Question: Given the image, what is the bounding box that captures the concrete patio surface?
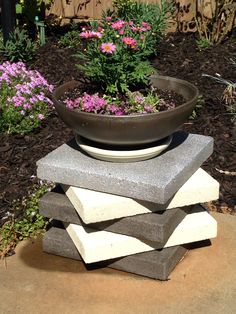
[0,212,236,314]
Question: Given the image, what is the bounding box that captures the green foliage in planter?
[0,184,51,259]
[0,27,37,62]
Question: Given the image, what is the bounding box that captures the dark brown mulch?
[0,32,235,225]
[152,32,236,214]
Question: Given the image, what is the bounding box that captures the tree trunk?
[1,0,16,43]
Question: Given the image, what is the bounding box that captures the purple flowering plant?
[0,61,53,134]
[64,88,174,115]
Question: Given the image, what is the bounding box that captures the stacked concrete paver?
[37,131,219,280]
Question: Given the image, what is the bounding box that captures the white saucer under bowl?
[75,135,172,162]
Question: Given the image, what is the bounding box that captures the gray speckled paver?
[43,225,188,280]
[39,188,189,244]
[37,131,213,203]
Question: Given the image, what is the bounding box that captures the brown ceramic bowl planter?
[52,75,199,148]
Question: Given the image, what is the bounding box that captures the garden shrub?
[76,19,155,95]
[58,24,82,48]
[0,27,37,62]
[109,0,173,54]
[195,0,236,47]
[0,61,54,134]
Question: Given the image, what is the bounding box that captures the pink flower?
[97,27,104,33]
[140,27,149,33]
[106,16,112,22]
[100,43,116,54]
[80,31,89,38]
[107,104,125,115]
[122,37,137,48]
[144,104,154,113]
[80,31,102,39]
[135,95,145,104]
[141,22,151,30]
[90,31,103,39]
[131,26,138,32]
[111,20,126,30]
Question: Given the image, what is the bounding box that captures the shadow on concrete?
[18,236,129,279]
[18,228,211,280]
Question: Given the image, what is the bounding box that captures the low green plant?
[196,38,212,50]
[0,27,37,62]
[0,61,54,135]
[59,29,82,48]
[0,184,51,259]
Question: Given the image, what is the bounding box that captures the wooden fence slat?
[46,0,236,32]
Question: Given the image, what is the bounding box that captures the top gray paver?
[37,131,213,203]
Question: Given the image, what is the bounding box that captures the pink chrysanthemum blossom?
[122,37,137,48]
[97,27,104,33]
[141,22,151,30]
[131,26,138,32]
[100,43,117,54]
[80,31,103,39]
[111,20,126,30]
[106,16,112,22]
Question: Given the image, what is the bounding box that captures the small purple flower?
[29,96,38,104]
[0,61,53,134]
[144,104,154,113]
[38,114,45,120]
[23,103,31,110]
[135,95,145,104]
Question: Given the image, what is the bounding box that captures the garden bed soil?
[0,31,235,225]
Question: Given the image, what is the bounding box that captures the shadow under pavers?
[0,212,236,314]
